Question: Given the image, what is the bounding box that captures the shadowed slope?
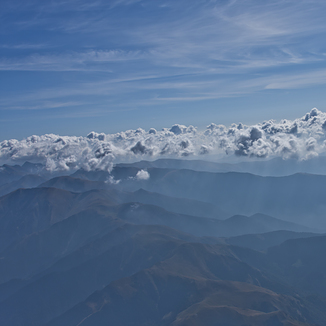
[0,226,200,326]
[0,174,46,197]
[48,242,320,326]
[0,187,120,251]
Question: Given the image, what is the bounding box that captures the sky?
[1,0,326,141]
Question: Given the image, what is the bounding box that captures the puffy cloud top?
[135,169,150,180]
[1,108,326,171]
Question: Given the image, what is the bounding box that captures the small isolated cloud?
[2,108,326,171]
[135,169,150,180]
[105,175,121,184]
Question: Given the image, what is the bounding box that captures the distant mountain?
[2,160,326,325]
[222,213,315,235]
[0,164,31,186]
[0,184,312,255]
[233,156,326,177]
[0,185,325,325]
[0,162,63,187]
[124,188,230,219]
[71,166,140,182]
[115,202,312,238]
[117,158,239,173]
[40,176,231,219]
[225,230,319,252]
[116,156,326,176]
[4,156,326,192]
[5,159,326,230]
[39,176,110,193]
[0,174,46,197]
[113,167,326,228]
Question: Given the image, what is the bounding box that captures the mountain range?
[0,159,326,325]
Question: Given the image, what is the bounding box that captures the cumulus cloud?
[2,108,326,171]
[135,169,150,180]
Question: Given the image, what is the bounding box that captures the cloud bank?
[1,108,326,171]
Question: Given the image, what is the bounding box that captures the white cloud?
[105,175,121,184]
[135,169,150,180]
[2,108,326,171]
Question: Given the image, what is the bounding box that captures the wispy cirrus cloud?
[2,0,326,72]
[2,0,326,139]
[1,68,326,115]
[0,49,144,71]
[1,101,83,111]
[264,70,326,90]
[0,43,48,50]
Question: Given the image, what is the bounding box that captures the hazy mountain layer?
[0,159,326,325]
[224,230,319,252]
[111,166,326,229]
[117,156,326,176]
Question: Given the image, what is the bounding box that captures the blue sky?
[1,0,326,140]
